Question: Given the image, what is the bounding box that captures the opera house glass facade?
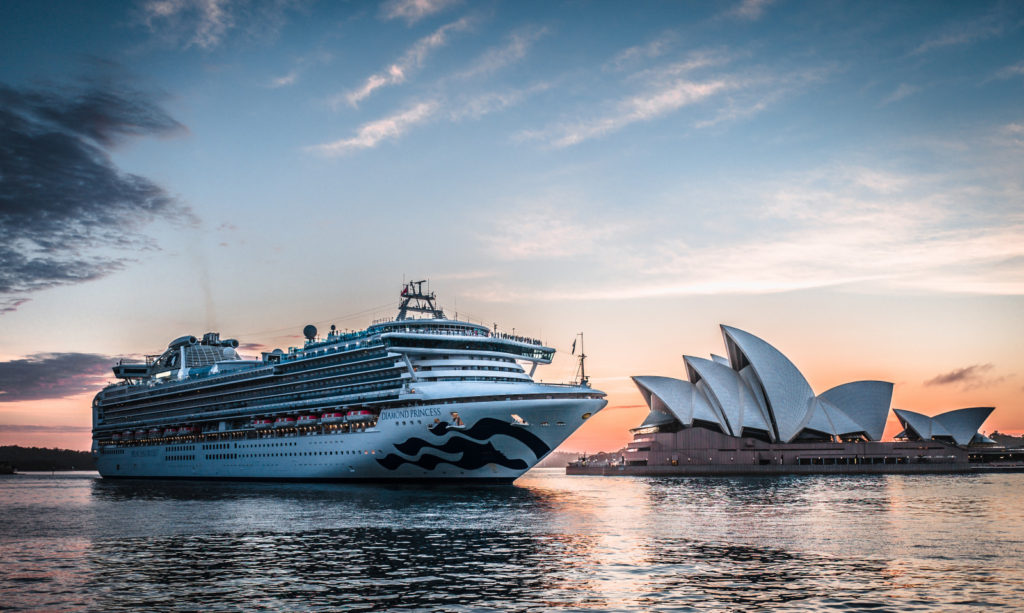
[621,325,996,471]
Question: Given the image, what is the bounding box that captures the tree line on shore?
[0,446,96,472]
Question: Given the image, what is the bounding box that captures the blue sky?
[1,0,1023,449]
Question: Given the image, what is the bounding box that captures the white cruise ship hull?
[96,396,606,482]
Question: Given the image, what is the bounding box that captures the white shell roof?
[932,407,995,445]
[721,325,816,443]
[685,355,774,440]
[819,381,894,441]
[632,376,725,431]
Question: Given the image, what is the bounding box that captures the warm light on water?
[2,469,1023,610]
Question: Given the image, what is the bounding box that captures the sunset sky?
[1,0,1022,452]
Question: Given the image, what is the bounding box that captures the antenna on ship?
[572,332,589,387]
[397,280,446,320]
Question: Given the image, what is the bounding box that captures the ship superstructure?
[92,282,606,482]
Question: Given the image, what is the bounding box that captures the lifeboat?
[164,427,178,437]
[321,412,345,424]
[149,428,162,438]
[252,418,274,429]
[123,431,134,440]
[135,429,148,440]
[345,410,375,423]
[274,416,296,428]
[111,432,122,441]
[296,414,319,426]
[178,426,196,436]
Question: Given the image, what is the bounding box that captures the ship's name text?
[381,407,443,420]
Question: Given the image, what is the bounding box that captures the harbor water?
[1,469,1022,611]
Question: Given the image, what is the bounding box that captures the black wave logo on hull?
[377,418,551,473]
[377,438,528,471]
[428,418,551,458]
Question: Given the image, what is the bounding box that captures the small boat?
[149,428,162,438]
[252,418,274,429]
[163,428,178,437]
[178,426,196,435]
[111,432,121,441]
[135,429,148,439]
[123,431,134,440]
[296,414,319,426]
[321,412,345,424]
[273,416,296,428]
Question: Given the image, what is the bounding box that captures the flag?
[571,338,576,355]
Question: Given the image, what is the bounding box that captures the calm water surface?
[1,469,1022,611]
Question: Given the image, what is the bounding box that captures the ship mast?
[573,332,589,387]
[396,280,446,320]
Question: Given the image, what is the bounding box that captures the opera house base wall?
[567,427,976,476]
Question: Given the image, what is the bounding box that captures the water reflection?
[2,471,1023,611]
[85,528,600,611]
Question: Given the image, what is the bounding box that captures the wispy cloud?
[912,10,1018,55]
[380,0,460,25]
[269,69,299,88]
[925,364,1005,390]
[605,31,678,71]
[724,0,776,21]
[453,26,548,80]
[481,203,630,261]
[448,82,551,121]
[309,101,438,154]
[137,0,302,49]
[880,83,920,105]
[995,61,1024,79]
[0,424,92,433]
[473,163,1024,301]
[267,50,333,89]
[338,16,473,108]
[519,69,731,148]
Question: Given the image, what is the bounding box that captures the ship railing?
[380,326,544,346]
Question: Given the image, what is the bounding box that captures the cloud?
[448,82,551,121]
[269,69,299,88]
[520,76,731,148]
[880,83,920,106]
[0,78,192,312]
[339,16,473,107]
[515,51,814,148]
[472,164,1024,300]
[309,101,438,154]
[912,10,1018,55]
[137,0,304,49]
[453,26,548,80]
[381,0,460,24]
[479,198,634,261]
[0,424,92,433]
[138,0,235,49]
[266,50,333,89]
[925,364,1003,390]
[724,0,775,21]
[606,31,678,71]
[0,353,114,402]
[995,61,1024,79]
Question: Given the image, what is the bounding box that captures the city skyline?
[1,0,1022,451]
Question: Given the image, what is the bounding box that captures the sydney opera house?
[597,325,999,474]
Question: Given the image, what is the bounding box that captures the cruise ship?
[92,282,606,482]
